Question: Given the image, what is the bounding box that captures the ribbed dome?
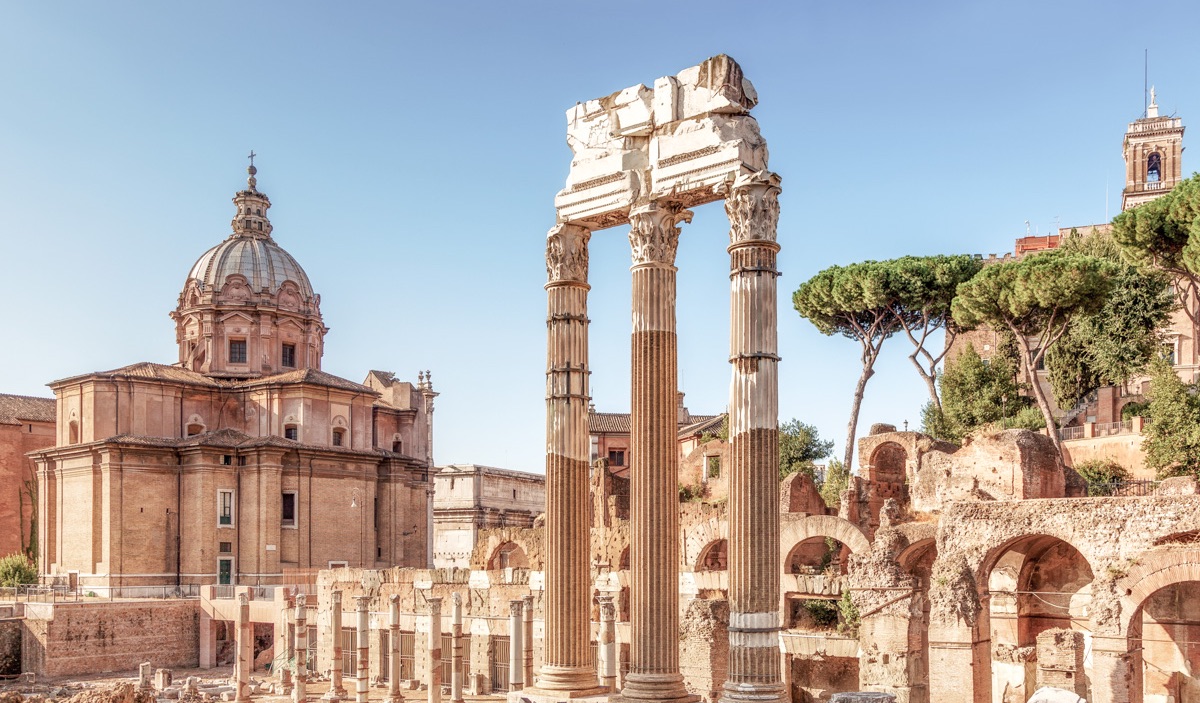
[186,236,315,299]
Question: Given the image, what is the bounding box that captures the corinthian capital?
[628,201,693,267]
[723,170,781,245]
[546,223,592,284]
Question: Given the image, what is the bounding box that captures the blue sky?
[2,1,1198,472]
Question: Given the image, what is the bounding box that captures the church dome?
[187,236,315,299]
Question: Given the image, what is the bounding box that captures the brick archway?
[1117,547,1200,632]
[682,515,728,571]
[779,515,871,562]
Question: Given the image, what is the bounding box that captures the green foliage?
[1113,175,1200,277]
[998,405,1047,432]
[1074,459,1131,496]
[921,341,1032,442]
[0,553,37,587]
[801,599,839,628]
[1044,229,1174,410]
[953,253,1118,447]
[678,483,709,503]
[818,460,850,509]
[778,419,834,480]
[1143,358,1200,478]
[836,590,860,637]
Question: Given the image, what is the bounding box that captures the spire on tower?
[247,150,258,191]
[230,156,273,239]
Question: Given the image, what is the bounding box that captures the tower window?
[284,425,298,441]
[282,343,296,368]
[332,428,345,447]
[282,491,297,527]
[229,339,247,364]
[1148,152,1162,182]
[218,490,234,526]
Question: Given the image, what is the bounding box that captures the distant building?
[0,393,55,558]
[589,392,719,477]
[29,164,436,594]
[431,464,545,569]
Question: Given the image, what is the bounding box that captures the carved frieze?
[723,170,782,245]
[628,201,693,267]
[545,223,591,284]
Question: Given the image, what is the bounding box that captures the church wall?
[0,418,54,558]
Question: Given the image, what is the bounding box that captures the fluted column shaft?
[386,595,401,703]
[509,600,525,690]
[624,201,694,703]
[427,597,442,703]
[236,594,251,703]
[522,595,534,687]
[721,172,785,703]
[538,223,600,693]
[355,596,370,703]
[451,594,464,703]
[325,590,345,701]
[294,596,308,703]
[598,596,617,691]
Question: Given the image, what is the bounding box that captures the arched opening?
[786,536,851,576]
[893,538,937,702]
[696,539,727,571]
[68,420,79,444]
[986,535,1094,702]
[618,547,630,571]
[1148,151,1162,183]
[487,541,528,570]
[187,423,205,437]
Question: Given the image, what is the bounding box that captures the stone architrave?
[427,597,442,703]
[534,223,603,696]
[355,596,370,703]
[294,595,308,703]
[324,590,346,701]
[719,170,785,703]
[451,594,465,703]
[623,200,696,703]
[235,594,251,703]
[509,600,525,691]
[386,595,401,703]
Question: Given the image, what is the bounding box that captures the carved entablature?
[545,223,592,285]
[554,55,769,230]
[723,171,782,246]
[628,201,693,268]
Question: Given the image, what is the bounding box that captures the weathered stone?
[1027,687,1086,703]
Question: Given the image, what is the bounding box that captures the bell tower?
[1122,87,1185,211]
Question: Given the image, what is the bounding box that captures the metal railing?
[1086,479,1161,497]
[1058,426,1085,441]
[0,584,199,602]
[1095,420,1134,437]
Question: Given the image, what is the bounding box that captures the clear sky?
[2,1,1198,472]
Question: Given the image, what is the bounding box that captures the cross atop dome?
[231,157,273,239]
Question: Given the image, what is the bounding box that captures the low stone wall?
[0,618,20,675]
[22,599,200,677]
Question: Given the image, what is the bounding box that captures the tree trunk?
[909,351,941,413]
[1014,334,1063,457]
[843,364,875,470]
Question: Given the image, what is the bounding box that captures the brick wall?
[22,600,199,677]
[0,420,55,557]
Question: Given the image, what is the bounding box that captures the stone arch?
[682,515,728,570]
[867,441,907,482]
[486,540,529,570]
[619,546,630,571]
[779,515,870,565]
[975,530,1095,586]
[696,539,728,571]
[1117,547,1200,632]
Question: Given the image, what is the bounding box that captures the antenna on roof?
[1144,49,1149,117]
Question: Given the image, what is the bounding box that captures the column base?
[615,673,698,703]
[718,681,787,703]
[515,685,612,701]
[321,690,346,702]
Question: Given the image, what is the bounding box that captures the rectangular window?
[282,491,297,527]
[219,541,232,554]
[332,428,345,446]
[282,343,296,368]
[218,489,234,526]
[229,339,247,364]
[380,631,390,682]
[707,456,721,479]
[285,426,298,441]
[608,449,625,466]
[342,627,357,676]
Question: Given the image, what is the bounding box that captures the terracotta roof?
[589,411,722,436]
[103,428,419,461]
[52,362,226,388]
[678,414,726,438]
[237,368,377,394]
[0,393,56,425]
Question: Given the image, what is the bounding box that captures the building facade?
[0,393,55,559]
[29,165,437,594]
[431,464,546,569]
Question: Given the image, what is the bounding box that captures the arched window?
[1148,152,1162,182]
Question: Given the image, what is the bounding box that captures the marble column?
[509,600,525,690]
[386,595,401,703]
[522,595,534,687]
[427,597,442,703]
[537,223,602,694]
[355,596,370,703]
[235,594,251,703]
[624,200,694,703]
[294,595,308,703]
[451,594,465,703]
[719,171,785,703]
[598,596,617,691]
[325,590,345,701]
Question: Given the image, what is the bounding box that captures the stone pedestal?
[533,223,605,697]
[355,596,370,703]
[324,590,346,701]
[622,201,696,703]
[720,172,786,703]
[294,595,308,703]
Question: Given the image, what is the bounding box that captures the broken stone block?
[1027,687,1086,703]
[139,663,154,689]
[219,693,235,702]
[829,694,897,703]
[155,669,173,691]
